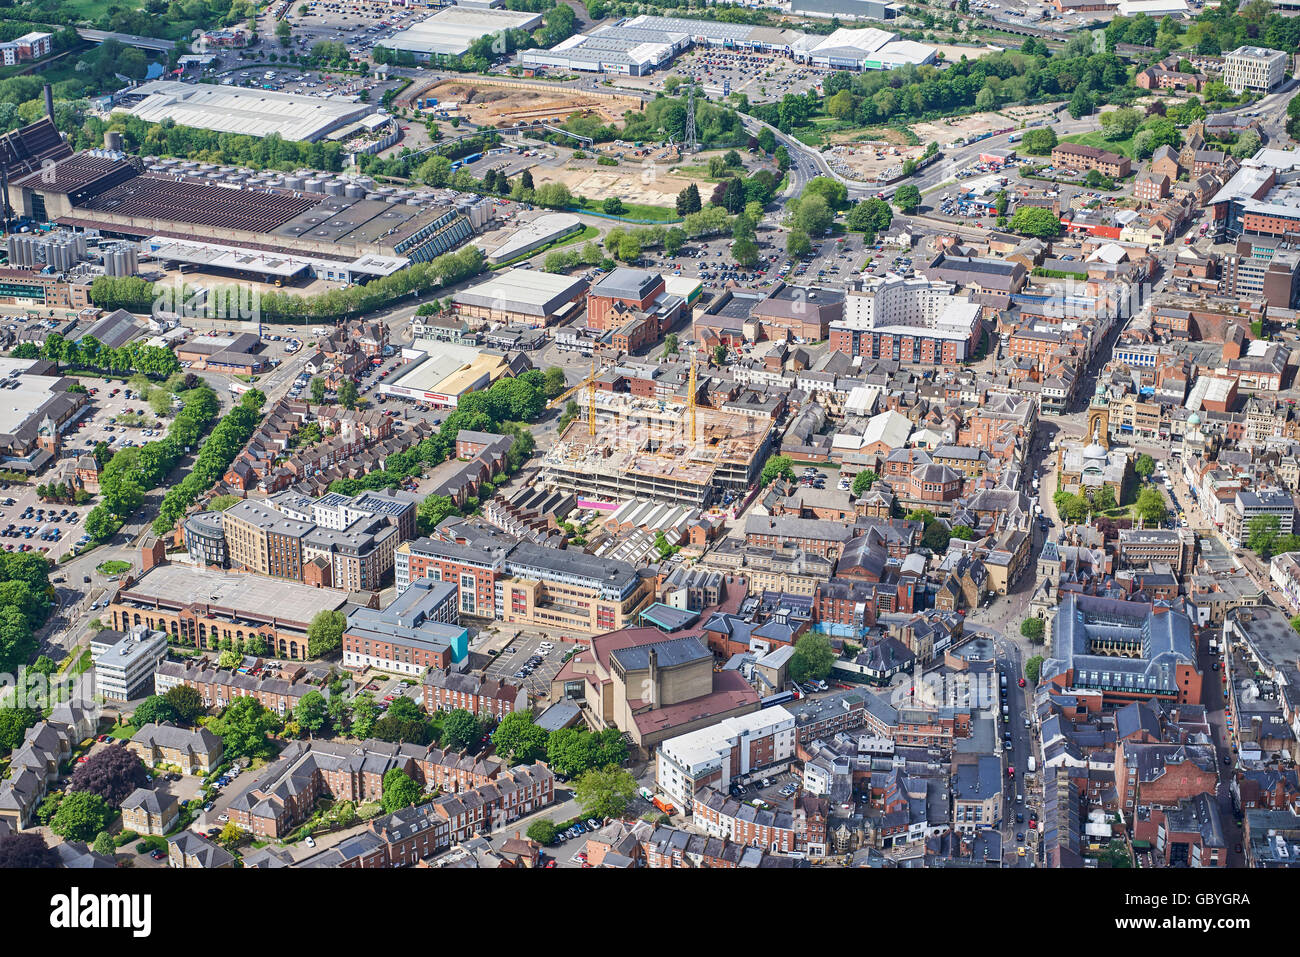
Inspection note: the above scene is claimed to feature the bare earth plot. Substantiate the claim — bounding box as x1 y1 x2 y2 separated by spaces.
422 79 641 128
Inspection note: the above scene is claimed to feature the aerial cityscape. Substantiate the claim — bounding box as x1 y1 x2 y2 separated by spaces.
0 0 1297 893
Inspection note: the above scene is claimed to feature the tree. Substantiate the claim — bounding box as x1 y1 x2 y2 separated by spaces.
787 229 812 257
1134 454 1156 481
276 18 292 46
307 609 346 658
50 791 113 842
1232 130 1261 159
0 706 40 752
774 145 790 172
1010 206 1062 237
676 183 702 216
67 745 149 808
1135 487 1168 528
1248 514 1282 558
163 684 205 724
789 634 836 684
713 344 728 366
337 378 359 410
852 469 878 496
1022 128 1057 156
732 236 759 268
1091 484 1117 513
1024 655 1044 684
310 377 326 404
602 197 626 216
573 766 638 820
208 696 282 760
950 525 976 541
760 454 795 486
542 366 568 399
93 831 116 859
846 198 892 234
1020 618 1046 643
894 184 921 214
661 333 679 358
218 821 244 850
381 767 423 813
547 727 600 778
527 819 558 845
417 493 457 536
294 691 329 736
922 522 951 552
0 831 59 868
441 709 481 750
372 695 433 745
791 193 832 235
218 650 242 670
350 693 379 740
132 695 178 728
490 711 548 764
805 176 849 211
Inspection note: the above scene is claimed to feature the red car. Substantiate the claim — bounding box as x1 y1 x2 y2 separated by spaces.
384 694 396 702
76 756 89 764
1018 678 1026 688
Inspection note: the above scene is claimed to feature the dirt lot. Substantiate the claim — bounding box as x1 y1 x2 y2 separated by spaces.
529 159 707 208
824 140 926 182
911 111 1016 147
418 79 641 129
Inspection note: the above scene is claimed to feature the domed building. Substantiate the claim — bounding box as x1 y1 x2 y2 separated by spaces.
1056 422 1132 503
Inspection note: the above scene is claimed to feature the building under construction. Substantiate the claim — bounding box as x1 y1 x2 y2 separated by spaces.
540 390 775 507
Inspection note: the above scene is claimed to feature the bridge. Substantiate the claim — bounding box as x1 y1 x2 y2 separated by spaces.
76 28 176 53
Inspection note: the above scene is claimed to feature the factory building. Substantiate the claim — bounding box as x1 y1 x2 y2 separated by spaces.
112 81 376 143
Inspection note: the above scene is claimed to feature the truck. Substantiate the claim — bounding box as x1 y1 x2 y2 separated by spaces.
1008 132 1022 143
1026 756 1036 773
652 796 676 815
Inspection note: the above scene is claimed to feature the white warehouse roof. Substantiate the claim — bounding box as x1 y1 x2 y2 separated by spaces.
386 7 544 57
117 81 373 142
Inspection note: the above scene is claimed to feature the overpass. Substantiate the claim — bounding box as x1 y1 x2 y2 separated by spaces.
76 28 176 53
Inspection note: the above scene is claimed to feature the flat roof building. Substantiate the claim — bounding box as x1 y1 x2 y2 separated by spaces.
386 7 544 58
1222 45 1287 94
114 80 375 142
450 266 589 327
108 563 353 661
91 626 170 701
343 578 468 674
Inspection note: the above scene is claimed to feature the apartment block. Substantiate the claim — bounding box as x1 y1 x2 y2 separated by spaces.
342 578 468 674
655 708 797 811
1222 45 1286 93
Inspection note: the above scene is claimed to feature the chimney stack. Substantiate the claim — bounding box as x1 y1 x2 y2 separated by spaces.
43 84 53 121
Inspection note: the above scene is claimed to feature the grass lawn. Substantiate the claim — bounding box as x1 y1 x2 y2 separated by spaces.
1060 130 1138 159
107 723 138 741
96 560 132 575
572 198 679 222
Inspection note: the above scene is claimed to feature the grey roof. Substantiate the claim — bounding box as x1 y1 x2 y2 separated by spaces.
1042 592 1196 695
120 787 175 816
591 267 660 301
954 754 1002 801
608 635 711 671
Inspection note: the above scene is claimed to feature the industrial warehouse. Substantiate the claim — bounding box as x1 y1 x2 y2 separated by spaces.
450 267 590 328
111 81 376 143
385 6 545 58
520 15 936 74
540 391 776 507
5 150 475 279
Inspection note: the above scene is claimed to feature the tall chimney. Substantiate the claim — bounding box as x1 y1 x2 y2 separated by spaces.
43 84 53 121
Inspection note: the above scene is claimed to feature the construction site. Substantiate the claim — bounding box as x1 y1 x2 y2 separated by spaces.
539 386 775 508
406 78 642 129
